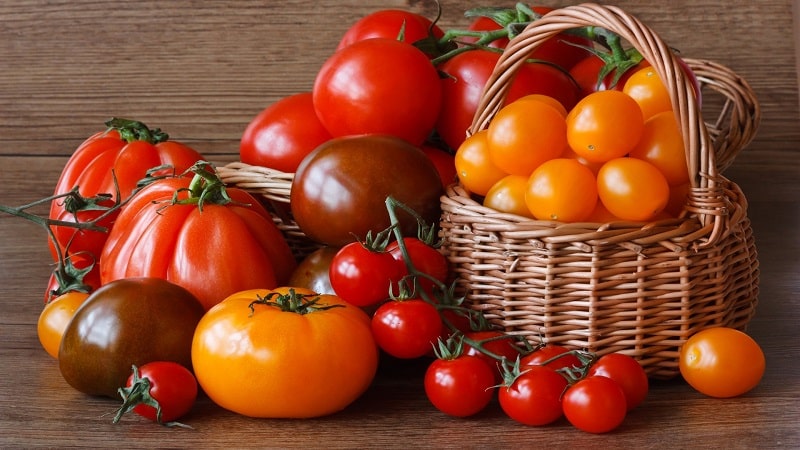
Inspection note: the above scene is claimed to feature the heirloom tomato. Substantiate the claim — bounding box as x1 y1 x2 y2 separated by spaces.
99 163 296 310
562 375 628 433
566 90 644 163
336 9 444 55
44 252 101 303
424 354 496 417
113 362 198 425
290 135 443 247
587 353 649 410
499 365 568 426
191 287 379 418
239 92 332 173
313 38 442 145
371 298 443 359
37 291 89 359
49 118 203 264
679 327 765 398
58 278 205 398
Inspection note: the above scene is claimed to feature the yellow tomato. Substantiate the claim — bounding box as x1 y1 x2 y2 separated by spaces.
37 292 89 359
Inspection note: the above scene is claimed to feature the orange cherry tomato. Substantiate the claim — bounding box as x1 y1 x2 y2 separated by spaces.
629 111 689 186
623 66 672 120
37 291 90 359
567 90 644 164
525 158 598 222
454 130 508 196
597 157 670 222
484 175 534 218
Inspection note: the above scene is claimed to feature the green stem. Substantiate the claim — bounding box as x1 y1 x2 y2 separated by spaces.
105 117 169 144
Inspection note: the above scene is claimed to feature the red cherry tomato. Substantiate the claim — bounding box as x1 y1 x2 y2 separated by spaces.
520 344 582 372
562 375 628 433
588 353 649 410
329 242 405 308
424 354 496 417
371 299 443 359
113 362 198 425
499 365 568 426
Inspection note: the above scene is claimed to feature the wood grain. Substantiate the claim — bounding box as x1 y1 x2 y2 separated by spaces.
1 1 799 448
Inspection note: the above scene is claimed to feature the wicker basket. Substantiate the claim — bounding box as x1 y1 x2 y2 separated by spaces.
438 3 760 379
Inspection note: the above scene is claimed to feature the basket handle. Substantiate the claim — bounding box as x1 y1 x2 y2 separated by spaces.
468 3 725 246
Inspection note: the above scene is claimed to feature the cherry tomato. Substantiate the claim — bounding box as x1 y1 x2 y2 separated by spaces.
520 344 581 372
386 237 449 300
463 330 522 378
337 9 444 55
629 111 689 186
329 241 405 308
424 354 496 417
239 92 332 173
525 158 598 222
562 375 628 434
113 362 197 424
623 65 672 121
569 54 644 98
597 157 670 222
454 130 507 197
371 299 443 359
499 365 568 426
588 353 649 410
313 38 441 145
37 291 90 359
566 90 644 163
483 175 534 218
679 327 765 398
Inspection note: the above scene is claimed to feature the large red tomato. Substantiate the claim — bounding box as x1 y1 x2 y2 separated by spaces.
99 164 296 310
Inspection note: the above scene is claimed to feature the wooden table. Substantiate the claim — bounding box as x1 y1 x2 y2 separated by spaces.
2 1 798 447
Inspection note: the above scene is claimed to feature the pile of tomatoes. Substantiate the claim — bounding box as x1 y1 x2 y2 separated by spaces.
17 3 766 432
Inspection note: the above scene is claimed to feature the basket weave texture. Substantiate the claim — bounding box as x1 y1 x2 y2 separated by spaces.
438 3 760 378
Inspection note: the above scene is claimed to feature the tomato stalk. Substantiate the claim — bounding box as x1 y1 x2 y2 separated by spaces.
112 365 191 428
105 117 169 145
248 288 344 316
165 161 250 212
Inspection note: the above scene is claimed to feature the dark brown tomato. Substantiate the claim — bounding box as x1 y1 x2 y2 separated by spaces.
287 246 339 294
58 277 205 398
290 135 444 247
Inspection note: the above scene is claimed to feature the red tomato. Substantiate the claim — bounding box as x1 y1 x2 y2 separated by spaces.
49 119 204 265
313 38 441 146
562 375 628 433
424 354 496 417
463 330 522 378
239 92 332 173
498 365 568 426
521 344 582 372
569 54 645 98
386 237 449 300
371 299 443 359
588 353 649 410
99 166 296 310
113 362 198 425
329 241 405 308
337 9 445 55
422 145 457 189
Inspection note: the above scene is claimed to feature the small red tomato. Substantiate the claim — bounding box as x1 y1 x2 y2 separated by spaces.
329 242 405 308
499 365 568 426
520 345 582 372
424 355 496 417
113 362 198 425
386 237 449 300
588 353 649 410
562 375 628 434
371 299 443 359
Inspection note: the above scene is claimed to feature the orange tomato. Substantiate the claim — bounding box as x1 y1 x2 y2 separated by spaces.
597 157 670 221
623 66 672 120
191 287 379 418
37 291 90 359
629 111 689 186
525 158 598 222
484 175 534 218
566 90 645 163
454 130 508 196
487 97 567 176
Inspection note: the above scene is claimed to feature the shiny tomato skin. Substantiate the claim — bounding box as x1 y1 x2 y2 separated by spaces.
313 38 442 146
679 327 765 398
337 9 444 52
239 92 332 173
329 242 405 308
58 278 205 398
483 175 534 218
386 237 449 300
597 157 670 222
588 353 649 410
124 361 198 423
454 130 507 197
99 176 296 310
49 128 203 263
499 365 568 426
38 291 90 359
424 355 496 417
371 299 443 359
290 135 443 247
191 287 379 418
562 375 628 434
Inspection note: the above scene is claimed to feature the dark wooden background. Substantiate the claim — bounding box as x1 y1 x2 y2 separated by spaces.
1 1 798 447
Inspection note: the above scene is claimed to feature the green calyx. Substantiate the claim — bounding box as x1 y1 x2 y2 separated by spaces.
248 289 344 316
105 117 169 144
167 161 248 212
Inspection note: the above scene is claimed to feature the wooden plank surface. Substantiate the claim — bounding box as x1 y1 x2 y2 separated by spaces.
1 1 799 448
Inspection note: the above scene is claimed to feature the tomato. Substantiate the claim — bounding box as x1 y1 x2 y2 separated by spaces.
588 353 649 410
562 375 628 434
569 54 646 98
288 246 339 295
329 241 405 308
422 145 457 189
487 97 567 176
483 175 533 218
629 111 689 186
100 164 296 310
463 330 522 378
525 158 598 222
290 135 443 247
623 65 672 121
239 92 332 173
37 291 89 359
386 237 449 300
371 298 443 359
679 327 765 398
49 119 204 264
424 354 496 417
454 130 507 197
113 362 197 425
313 38 442 146
191 287 379 418
58 278 205 398
597 157 670 222
44 252 101 303
521 344 582 372
499 365 568 426
436 49 579 151
337 9 444 55
566 90 644 163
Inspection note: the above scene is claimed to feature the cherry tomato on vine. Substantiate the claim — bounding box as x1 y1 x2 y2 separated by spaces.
597 157 670 222
424 354 496 417
329 241 405 308
629 111 689 186
562 375 628 434
463 330 522 379
588 353 649 410
454 130 507 197
37 291 90 359
371 299 444 359
679 327 765 398
499 364 568 426
520 344 581 372
525 158 598 222
386 237 449 300
113 362 198 425
336 9 444 56
566 90 644 163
